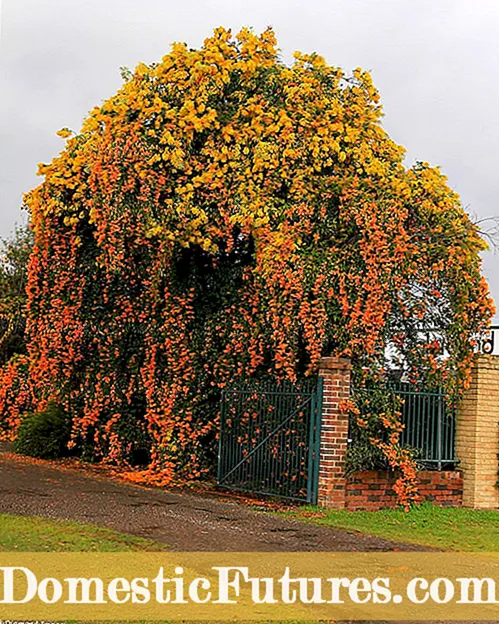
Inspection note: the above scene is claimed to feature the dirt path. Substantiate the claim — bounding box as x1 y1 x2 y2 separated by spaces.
0 451 425 552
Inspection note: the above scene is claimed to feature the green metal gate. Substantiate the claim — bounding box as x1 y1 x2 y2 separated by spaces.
392 382 457 469
217 378 323 503
351 382 457 469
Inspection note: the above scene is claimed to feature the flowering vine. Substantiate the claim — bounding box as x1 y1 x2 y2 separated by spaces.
0 28 494 503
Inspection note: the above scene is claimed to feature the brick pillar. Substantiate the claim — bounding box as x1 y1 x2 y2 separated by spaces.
317 356 352 508
456 354 499 509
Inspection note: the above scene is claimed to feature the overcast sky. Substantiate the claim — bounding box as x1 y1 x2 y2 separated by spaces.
0 0 498 321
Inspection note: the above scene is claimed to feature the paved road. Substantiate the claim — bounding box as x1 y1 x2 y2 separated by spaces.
0 451 425 552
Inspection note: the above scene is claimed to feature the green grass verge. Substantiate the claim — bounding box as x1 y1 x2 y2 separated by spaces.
278 502 499 551
0 513 168 552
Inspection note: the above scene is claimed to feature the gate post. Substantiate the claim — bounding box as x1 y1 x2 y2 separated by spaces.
456 354 499 509
317 356 352 508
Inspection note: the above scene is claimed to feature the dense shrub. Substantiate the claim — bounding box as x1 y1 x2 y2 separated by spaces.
14 403 71 459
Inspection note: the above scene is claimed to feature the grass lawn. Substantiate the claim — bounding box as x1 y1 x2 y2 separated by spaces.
278 503 499 551
0 513 168 552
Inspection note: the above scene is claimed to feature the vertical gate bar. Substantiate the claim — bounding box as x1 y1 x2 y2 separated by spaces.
271 382 278 494
292 388 298 498
287 389 293 499
416 393 421 458
414 392 419 452
298 387 306 499
446 393 449 463
294 388 302 499
249 385 254 488
259 383 265 490
248 384 255 487
425 392 431 462
425 393 431 462
266 381 273 492
451 397 456 467
236 389 241 483
297 403 304 499
300 387 308 498
415 393 420 457
301 390 308 498
268 384 280 494
229 391 233 484
450 395 454 461
279 388 286 496
236 388 243 485
408 393 413 448
411 392 416 448
306 390 316 503
431 392 436 464
287 386 293 497
298 388 305 499
217 389 225 485
241 388 244 485
449 396 453 463
432 392 436 463
287 384 291 496
281 385 288 496
226 391 232 486
413 392 418 449
404 392 409 447
422 393 427 461
429 392 434 465
257 383 263 487
437 387 443 470
312 376 323 505
268 380 275 494
282 385 289 495
284 385 290 497
243 387 248 485
287 394 293 499
227 391 233 486
267 382 274 494
450 397 454 462
227 391 233 485
404 391 409 447
400 390 406 445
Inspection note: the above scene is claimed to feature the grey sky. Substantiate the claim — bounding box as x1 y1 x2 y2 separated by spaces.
1 0 498 320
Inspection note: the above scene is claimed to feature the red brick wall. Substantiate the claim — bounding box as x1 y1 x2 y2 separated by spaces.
316 355 465 511
317 357 352 508
345 470 463 511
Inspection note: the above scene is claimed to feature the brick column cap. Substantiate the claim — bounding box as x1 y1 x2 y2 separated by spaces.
319 356 352 372
475 353 499 367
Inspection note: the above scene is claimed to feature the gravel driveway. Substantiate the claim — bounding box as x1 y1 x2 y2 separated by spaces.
0 450 425 552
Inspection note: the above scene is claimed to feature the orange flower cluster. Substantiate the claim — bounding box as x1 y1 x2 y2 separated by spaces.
0 28 494 500
0 355 31 439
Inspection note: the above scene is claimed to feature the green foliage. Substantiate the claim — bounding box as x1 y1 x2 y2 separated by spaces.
345 384 401 475
345 382 422 480
0 225 33 366
14 402 71 459
345 437 390 475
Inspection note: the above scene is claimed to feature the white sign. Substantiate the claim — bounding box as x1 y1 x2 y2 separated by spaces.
478 326 499 355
